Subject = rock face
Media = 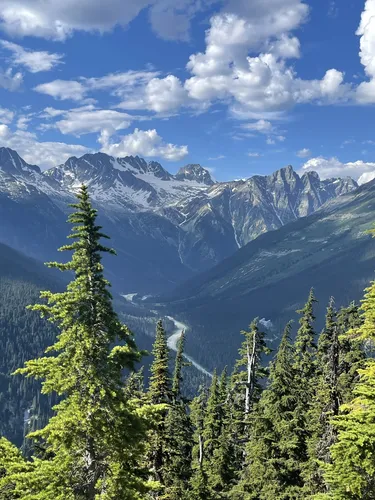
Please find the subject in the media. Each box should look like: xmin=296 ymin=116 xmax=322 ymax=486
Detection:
xmin=0 ymin=147 xmax=358 ymax=293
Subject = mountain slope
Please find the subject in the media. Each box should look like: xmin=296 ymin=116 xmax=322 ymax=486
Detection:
xmin=156 ymin=180 xmax=375 ymax=369
xmin=0 ymin=147 xmax=358 ymax=293
xmin=0 ymin=243 xmax=63 ymax=446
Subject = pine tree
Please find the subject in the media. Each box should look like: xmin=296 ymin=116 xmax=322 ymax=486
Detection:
xmin=163 ymin=331 xmax=193 ymax=499
xmin=208 ymin=367 xmax=236 ymax=497
xmin=1 ymin=186 xmax=151 ymax=499
xmin=337 ymin=302 xmax=365 ymax=404
xmin=147 ymin=320 xmax=172 ymax=492
xmin=320 ymin=279 xmax=375 ymax=498
xmin=0 ymin=437 xmax=31 ymax=498
xmin=292 ymin=289 xmax=318 ymax=478
xmin=190 ymin=385 xmax=211 ymax=499
xmin=305 ymin=298 xmax=340 ymax=495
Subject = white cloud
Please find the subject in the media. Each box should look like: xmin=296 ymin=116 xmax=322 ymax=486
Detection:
xmin=0 ymin=106 xmax=14 ymax=123
xmin=118 ymin=75 xmax=189 ymax=113
xmin=0 ymin=39 xmax=63 ymax=72
xmin=355 ymin=0 xmax=375 ymax=103
xmin=16 ymin=115 xmax=31 ymax=130
xmin=0 ymin=66 xmax=22 ymax=90
xmin=208 ymin=155 xmax=225 ymax=160
xmin=52 ymin=106 xmax=135 ymax=136
xmin=248 ymin=152 xmax=262 ymax=157
xmin=300 ymin=156 xmax=375 ymax=184
xmin=297 ymin=148 xmax=312 ymax=158
xmin=0 ymin=125 xmax=90 ymax=168
xmin=266 ymin=135 xmax=285 ymax=145
xmin=34 ymin=79 xmax=86 ymax=101
xmin=101 ymin=128 xmax=188 ymax=161
xmin=242 ymin=120 xmax=273 ymax=133
xmin=0 ymin=0 xmax=210 ymax=41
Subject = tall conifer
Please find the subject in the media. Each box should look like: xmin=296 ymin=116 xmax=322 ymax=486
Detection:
xmin=1 ymin=186 xmax=150 ymax=499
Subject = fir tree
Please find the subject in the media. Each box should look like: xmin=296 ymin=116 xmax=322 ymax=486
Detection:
xmin=1 ymin=186 xmax=151 ymax=499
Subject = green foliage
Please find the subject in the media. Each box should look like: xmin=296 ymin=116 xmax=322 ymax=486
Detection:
xmin=320 ymin=278 xmax=375 ymax=499
xmin=1 ymin=186 xmax=151 ymax=499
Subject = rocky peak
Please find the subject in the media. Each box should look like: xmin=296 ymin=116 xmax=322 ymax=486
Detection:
xmin=0 ymin=147 xmax=40 ymax=176
xmin=175 ymin=164 xmax=214 ymax=185
xmin=146 ymin=161 xmax=172 ymax=180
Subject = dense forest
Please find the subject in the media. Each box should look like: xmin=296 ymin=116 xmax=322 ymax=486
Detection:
xmin=1 ymin=186 xmax=375 ymax=499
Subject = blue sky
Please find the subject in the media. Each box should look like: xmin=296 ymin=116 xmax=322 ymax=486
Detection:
xmin=0 ymin=0 xmax=375 ymax=183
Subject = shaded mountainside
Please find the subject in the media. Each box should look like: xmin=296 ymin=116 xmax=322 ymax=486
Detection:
xmin=0 ymin=243 xmax=64 ymax=446
xmin=153 ymin=180 xmax=375 ymax=370
xmin=0 ymin=147 xmax=357 ymax=293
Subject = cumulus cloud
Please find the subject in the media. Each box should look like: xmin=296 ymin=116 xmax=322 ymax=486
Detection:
xmin=118 ymin=75 xmax=189 ymax=113
xmin=297 ymin=148 xmax=312 ymax=158
xmin=0 ymin=39 xmax=63 ymax=72
xmin=0 ymin=124 xmax=90 ymax=168
xmin=101 ymin=128 xmax=188 ymax=161
xmin=0 ymin=0 xmax=211 ymax=42
xmin=300 ymin=156 xmax=375 ymax=184
xmin=355 ymin=0 xmax=375 ymax=103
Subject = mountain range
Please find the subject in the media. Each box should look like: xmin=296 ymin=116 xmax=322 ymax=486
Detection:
xmin=0 ymin=147 xmax=358 ymax=293
xmin=153 ymin=178 xmax=375 ymax=370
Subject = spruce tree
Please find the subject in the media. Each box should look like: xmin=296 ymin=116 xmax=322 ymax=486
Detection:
xmin=1 ymin=186 xmax=150 ymax=499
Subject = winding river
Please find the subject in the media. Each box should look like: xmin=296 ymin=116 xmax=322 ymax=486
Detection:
xmin=166 ymin=315 xmax=212 ymax=378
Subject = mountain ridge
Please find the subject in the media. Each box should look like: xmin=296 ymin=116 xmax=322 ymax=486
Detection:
xmin=0 ymin=146 xmax=359 ymax=293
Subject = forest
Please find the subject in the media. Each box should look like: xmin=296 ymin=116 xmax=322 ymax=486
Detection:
xmin=1 ymin=185 xmax=375 ymax=499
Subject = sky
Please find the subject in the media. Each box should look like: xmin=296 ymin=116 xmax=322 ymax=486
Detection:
xmin=1 ymin=0 xmax=375 ymax=183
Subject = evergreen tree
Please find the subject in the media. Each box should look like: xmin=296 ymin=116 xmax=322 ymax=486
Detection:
xmin=337 ymin=302 xmax=365 ymax=404
xmin=233 ymin=321 xmax=301 ymax=499
xmin=320 ymin=279 xmax=375 ymax=499
xmin=163 ymin=332 xmax=193 ymax=499
xmin=147 ymin=320 xmax=172 ymax=492
xmin=292 ymin=290 xmax=318 ymax=481
xmin=227 ymin=319 xmax=270 ymax=486
xmin=149 ymin=321 xmax=172 ymax=405
xmin=306 ymin=298 xmax=340 ymax=495
xmin=0 ymin=186 xmax=151 ymax=499
xmin=190 ymin=385 xmax=211 ymax=499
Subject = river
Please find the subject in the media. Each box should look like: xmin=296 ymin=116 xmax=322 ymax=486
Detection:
xmin=166 ymin=315 xmax=212 ymax=378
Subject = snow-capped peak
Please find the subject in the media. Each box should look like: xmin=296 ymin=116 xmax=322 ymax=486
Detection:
xmin=175 ymin=164 xmax=214 ymax=186
xmin=0 ymin=147 xmax=40 ymax=176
